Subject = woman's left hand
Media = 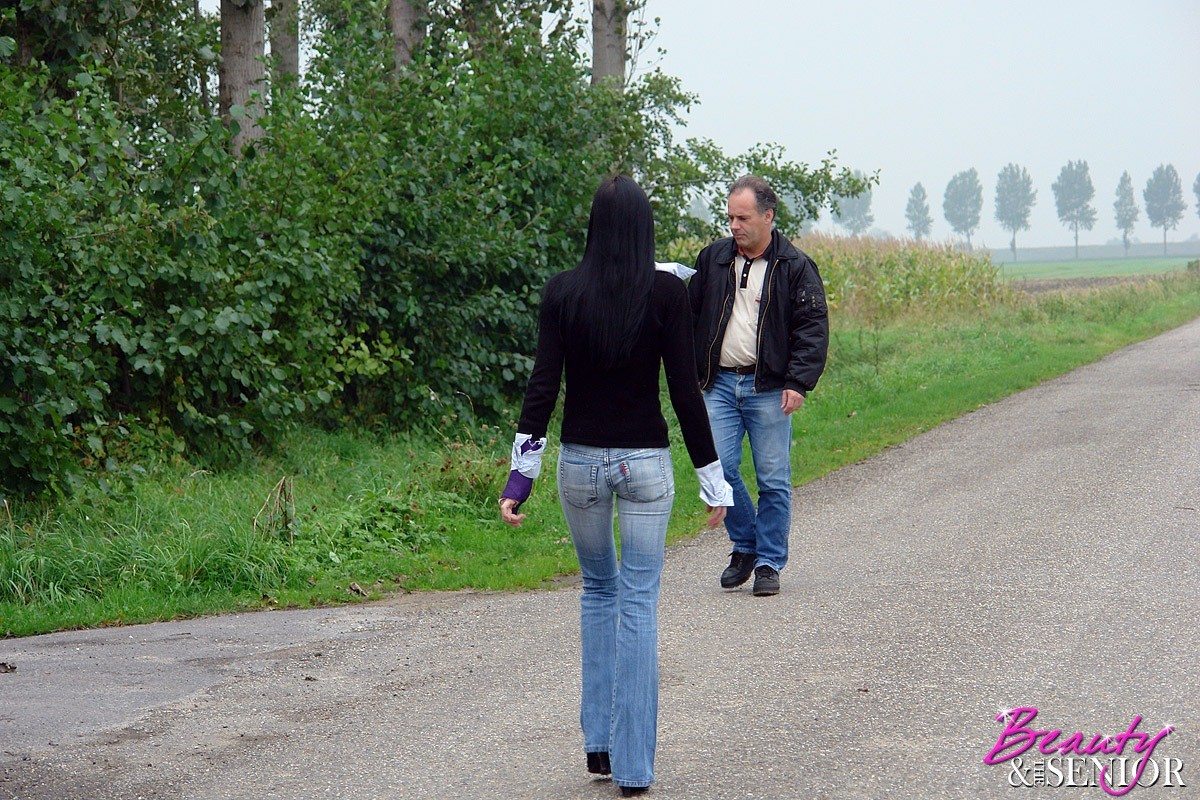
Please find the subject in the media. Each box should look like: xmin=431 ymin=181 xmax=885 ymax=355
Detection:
xmin=500 ymin=498 xmax=526 ymax=527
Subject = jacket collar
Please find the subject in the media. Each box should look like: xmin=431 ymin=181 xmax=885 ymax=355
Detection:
xmin=715 ymin=229 xmax=799 ymax=266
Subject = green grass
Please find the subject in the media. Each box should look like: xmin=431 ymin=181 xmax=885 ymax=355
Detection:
xmin=1000 ymin=256 xmax=1194 ymax=281
xmin=4 ymin=273 xmax=1200 ymax=637
xmin=1 ymin=423 xmax=582 ymax=636
xmin=796 ymin=278 xmax=1200 ymax=482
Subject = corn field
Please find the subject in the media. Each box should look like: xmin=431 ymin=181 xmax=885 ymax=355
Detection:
xmin=801 ymin=234 xmax=1010 ymax=324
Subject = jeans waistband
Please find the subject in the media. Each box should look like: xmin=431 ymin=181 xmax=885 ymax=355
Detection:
xmin=719 ymin=364 xmax=756 ymax=375
xmin=560 ymin=444 xmax=669 ymax=460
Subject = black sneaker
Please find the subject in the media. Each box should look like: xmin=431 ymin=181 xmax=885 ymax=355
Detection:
xmin=720 ymin=551 xmax=756 ymax=589
xmin=752 ymin=565 xmax=780 ymax=596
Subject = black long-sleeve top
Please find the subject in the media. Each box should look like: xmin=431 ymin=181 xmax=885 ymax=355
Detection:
xmin=517 ymin=269 xmax=719 ymax=469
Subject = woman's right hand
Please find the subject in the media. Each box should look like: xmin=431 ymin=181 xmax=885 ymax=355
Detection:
xmin=705 ymin=504 xmax=727 ymax=529
xmin=500 ymin=497 xmax=526 ymax=527
xmin=499 ymin=466 xmax=534 ymax=527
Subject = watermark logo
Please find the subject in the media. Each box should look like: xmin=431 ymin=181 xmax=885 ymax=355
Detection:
xmin=984 ymin=707 xmax=1184 ymax=795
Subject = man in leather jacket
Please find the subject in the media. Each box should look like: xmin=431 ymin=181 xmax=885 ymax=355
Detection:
xmin=688 ymin=175 xmax=829 ymax=596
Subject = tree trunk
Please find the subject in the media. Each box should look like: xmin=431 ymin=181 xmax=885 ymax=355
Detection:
xmin=388 ymin=0 xmax=426 ymax=76
xmin=1010 ymin=232 xmax=1016 ymax=261
xmin=1123 ymin=233 xmax=1129 ymax=257
xmin=460 ymin=0 xmax=492 ymax=55
xmin=1163 ymin=227 xmax=1168 ymax=256
xmin=219 ymin=0 xmax=266 ymax=156
xmin=11 ymin=9 xmax=72 ymax=97
xmin=13 ymin=16 xmax=35 ymax=68
xmin=591 ymin=0 xmax=627 ymax=88
xmin=1073 ymin=225 xmax=1079 ymax=259
xmin=194 ymin=0 xmax=213 ymax=114
xmin=269 ymin=0 xmax=300 ymax=84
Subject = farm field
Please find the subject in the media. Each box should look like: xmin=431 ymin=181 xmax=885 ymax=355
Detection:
xmin=1000 ymin=256 xmax=1195 ymax=281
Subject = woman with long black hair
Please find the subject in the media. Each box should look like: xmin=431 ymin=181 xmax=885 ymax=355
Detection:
xmin=499 ymin=175 xmax=732 ymax=796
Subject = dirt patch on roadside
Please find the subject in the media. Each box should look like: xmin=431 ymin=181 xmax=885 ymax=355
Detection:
xmin=1011 ymin=274 xmax=1167 ymax=294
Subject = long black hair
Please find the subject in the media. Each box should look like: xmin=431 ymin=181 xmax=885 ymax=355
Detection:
xmin=560 ymin=175 xmax=656 ymax=369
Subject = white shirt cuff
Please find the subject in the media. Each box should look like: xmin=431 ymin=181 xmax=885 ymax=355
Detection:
xmin=655 ymin=261 xmax=697 ymax=280
xmin=510 ymin=433 xmax=547 ymax=479
xmin=696 ymin=460 xmax=734 ymax=506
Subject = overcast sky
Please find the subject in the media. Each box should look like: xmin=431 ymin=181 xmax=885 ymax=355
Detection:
xmin=636 ymin=0 xmax=1200 ymax=251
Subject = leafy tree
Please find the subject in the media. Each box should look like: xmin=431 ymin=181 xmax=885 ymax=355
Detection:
xmin=994 ymin=163 xmax=1036 ymax=259
xmin=0 ymin=0 xmax=216 ymax=131
xmin=905 ymin=183 xmax=932 ymax=241
xmin=656 ymin=142 xmax=874 ymax=247
xmin=1051 ymin=160 xmax=1096 ymax=258
xmin=1143 ymin=164 xmax=1188 ymax=255
xmin=833 ymin=170 xmax=874 ymax=235
xmin=1113 ymin=171 xmax=1139 ymax=257
xmin=943 ymin=168 xmax=983 ymax=249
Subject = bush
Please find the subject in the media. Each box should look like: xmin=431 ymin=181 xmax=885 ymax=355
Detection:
xmin=329 ymin=16 xmax=646 ymax=426
xmin=0 ymin=65 xmax=366 ymax=492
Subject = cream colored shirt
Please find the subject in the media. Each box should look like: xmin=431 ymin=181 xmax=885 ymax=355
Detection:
xmin=719 ymin=253 xmax=767 ymax=368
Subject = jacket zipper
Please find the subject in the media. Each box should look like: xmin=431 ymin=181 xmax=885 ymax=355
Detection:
xmin=752 ymin=257 xmax=779 ymax=388
xmin=704 ymin=262 xmax=736 ymax=388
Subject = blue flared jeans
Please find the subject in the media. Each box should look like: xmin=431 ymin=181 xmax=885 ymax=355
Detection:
xmin=703 ymin=370 xmax=793 ymax=572
xmin=557 ymin=444 xmax=674 ymax=790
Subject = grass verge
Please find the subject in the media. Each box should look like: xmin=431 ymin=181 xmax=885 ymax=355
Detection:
xmin=3 ymin=274 xmax=1200 ymax=637
xmin=1000 ymin=256 xmax=1193 ymax=281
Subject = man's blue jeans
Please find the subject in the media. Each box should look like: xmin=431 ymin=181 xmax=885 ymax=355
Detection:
xmin=557 ymin=444 xmax=674 ymax=790
xmin=704 ymin=370 xmax=793 ymax=572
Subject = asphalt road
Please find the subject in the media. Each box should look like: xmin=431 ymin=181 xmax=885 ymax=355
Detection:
xmin=3 ymin=317 xmax=1198 ymax=800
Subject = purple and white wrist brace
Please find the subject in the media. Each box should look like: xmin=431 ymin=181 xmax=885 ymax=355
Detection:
xmin=501 ymin=433 xmax=547 ymax=505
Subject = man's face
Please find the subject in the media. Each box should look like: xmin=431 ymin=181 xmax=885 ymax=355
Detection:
xmin=727 ymin=189 xmax=774 ymax=257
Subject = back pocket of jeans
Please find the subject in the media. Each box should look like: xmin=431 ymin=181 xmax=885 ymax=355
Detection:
xmin=618 ymin=454 xmax=673 ymax=502
xmin=558 ymin=461 xmax=600 ymax=508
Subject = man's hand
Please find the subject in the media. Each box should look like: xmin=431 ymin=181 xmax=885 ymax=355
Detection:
xmin=781 ymin=389 xmax=805 ymax=416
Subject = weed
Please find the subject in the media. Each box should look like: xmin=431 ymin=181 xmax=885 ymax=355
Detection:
xmin=254 ymin=476 xmax=297 ymax=543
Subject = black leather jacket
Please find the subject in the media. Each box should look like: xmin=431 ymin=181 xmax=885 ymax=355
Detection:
xmin=687 ymin=230 xmax=829 ymax=394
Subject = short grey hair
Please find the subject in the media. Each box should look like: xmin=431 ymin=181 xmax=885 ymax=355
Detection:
xmin=728 ymin=175 xmax=778 ymax=216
